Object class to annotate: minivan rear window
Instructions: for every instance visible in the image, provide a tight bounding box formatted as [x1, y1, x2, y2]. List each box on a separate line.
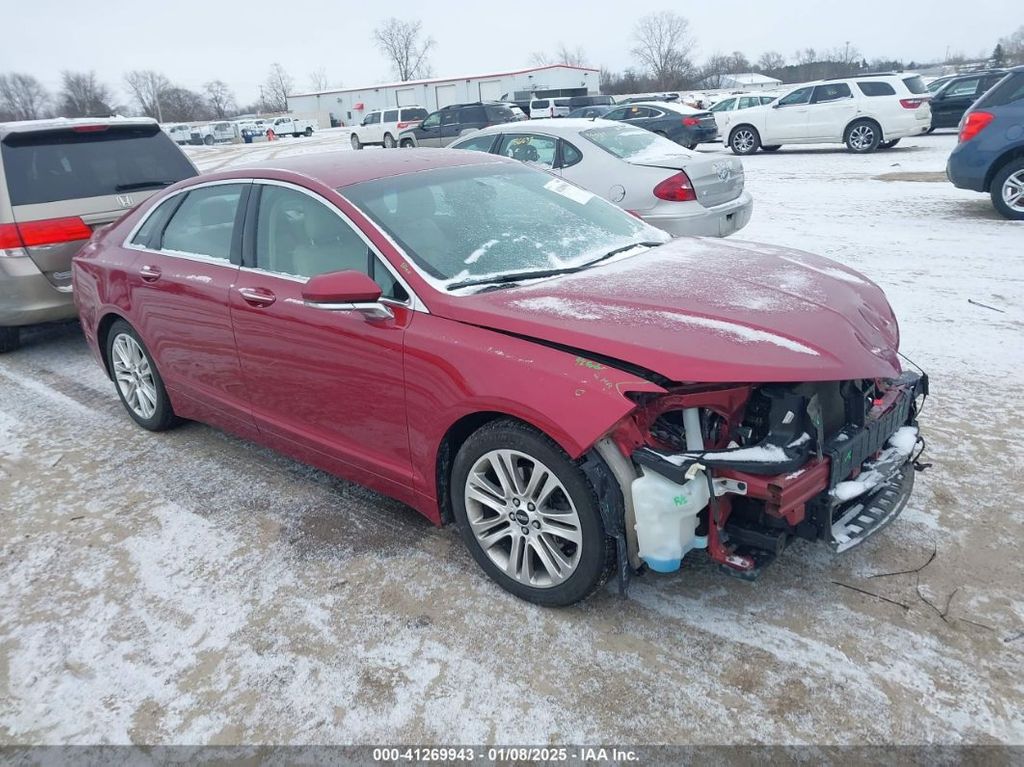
[1, 125, 196, 207]
[857, 81, 896, 97]
[902, 76, 927, 95]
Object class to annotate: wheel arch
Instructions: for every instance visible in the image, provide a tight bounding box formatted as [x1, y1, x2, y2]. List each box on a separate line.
[983, 144, 1024, 192]
[844, 115, 883, 141]
[96, 310, 133, 380]
[729, 123, 759, 142]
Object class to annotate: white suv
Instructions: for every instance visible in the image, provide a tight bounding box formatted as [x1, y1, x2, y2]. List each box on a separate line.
[724, 74, 932, 155]
[350, 106, 429, 149]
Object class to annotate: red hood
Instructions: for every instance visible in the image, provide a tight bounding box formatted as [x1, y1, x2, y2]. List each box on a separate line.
[427, 238, 902, 383]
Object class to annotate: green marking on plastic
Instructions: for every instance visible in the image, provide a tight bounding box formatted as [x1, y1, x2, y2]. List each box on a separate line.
[574, 356, 605, 370]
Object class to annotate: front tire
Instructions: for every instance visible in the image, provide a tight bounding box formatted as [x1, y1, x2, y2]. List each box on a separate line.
[400, 138, 415, 148]
[846, 119, 881, 153]
[451, 420, 615, 606]
[203, 135, 214, 146]
[106, 320, 178, 431]
[991, 159, 1024, 221]
[729, 126, 760, 155]
[350, 134, 362, 150]
[304, 127, 313, 137]
[0, 326, 20, 353]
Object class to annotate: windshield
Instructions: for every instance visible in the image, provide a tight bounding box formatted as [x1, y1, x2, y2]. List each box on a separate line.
[581, 124, 689, 161]
[342, 163, 666, 288]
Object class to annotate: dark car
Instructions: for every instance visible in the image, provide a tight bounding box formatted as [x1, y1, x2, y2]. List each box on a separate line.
[567, 104, 616, 119]
[567, 95, 614, 110]
[398, 102, 516, 148]
[929, 70, 1008, 131]
[602, 101, 718, 149]
[947, 66, 1024, 220]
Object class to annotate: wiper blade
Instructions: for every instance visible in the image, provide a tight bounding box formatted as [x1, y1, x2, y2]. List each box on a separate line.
[446, 241, 661, 292]
[114, 180, 176, 191]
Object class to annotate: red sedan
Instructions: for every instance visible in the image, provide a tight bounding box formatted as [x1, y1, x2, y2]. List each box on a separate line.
[73, 149, 927, 606]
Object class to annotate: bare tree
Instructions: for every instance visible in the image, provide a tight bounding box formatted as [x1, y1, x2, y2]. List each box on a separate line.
[308, 67, 331, 92]
[264, 63, 294, 112]
[0, 73, 49, 120]
[57, 71, 113, 117]
[161, 87, 212, 122]
[203, 79, 235, 118]
[373, 18, 435, 81]
[699, 52, 732, 88]
[757, 51, 786, 73]
[631, 11, 696, 90]
[530, 43, 588, 68]
[124, 70, 171, 121]
[795, 48, 818, 66]
[999, 25, 1024, 65]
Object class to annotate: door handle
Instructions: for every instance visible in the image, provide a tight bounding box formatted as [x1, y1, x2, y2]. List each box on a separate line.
[237, 286, 276, 307]
[139, 264, 161, 282]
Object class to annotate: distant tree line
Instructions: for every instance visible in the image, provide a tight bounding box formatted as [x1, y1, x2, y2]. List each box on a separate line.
[3, 18, 1022, 123]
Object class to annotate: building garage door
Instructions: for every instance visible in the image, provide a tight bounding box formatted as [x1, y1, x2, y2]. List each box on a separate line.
[395, 87, 416, 106]
[435, 84, 457, 109]
[478, 80, 502, 102]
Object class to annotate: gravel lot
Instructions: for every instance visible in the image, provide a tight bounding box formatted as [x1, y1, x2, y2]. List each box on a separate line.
[1, 130, 1022, 746]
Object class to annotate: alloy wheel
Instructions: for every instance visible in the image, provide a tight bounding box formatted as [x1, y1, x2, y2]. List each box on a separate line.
[463, 449, 583, 588]
[732, 129, 755, 153]
[848, 124, 875, 151]
[111, 334, 158, 420]
[1002, 170, 1024, 213]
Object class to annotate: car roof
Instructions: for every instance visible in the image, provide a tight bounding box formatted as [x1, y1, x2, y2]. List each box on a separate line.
[0, 116, 159, 139]
[620, 101, 703, 114]
[210, 147, 511, 188]
[465, 118, 623, 137]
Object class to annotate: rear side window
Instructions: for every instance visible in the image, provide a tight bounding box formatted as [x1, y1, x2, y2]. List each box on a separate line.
[561, 140, 583, 167]
[554, 99, 571, 107]
[160, 184, 245, 261]
[485, 105, 514, 121]
[459, 106, 487, 124]
[975, 73, 1024, 108]
[131, 196, 181, 247]
[902, 76, 927, 95]
[812, 83, 852, 103]
[0, 126, 196, 207]
[452, 134, 499, 153]
[402, 108, 428, 121]
[857, 81, 896, 97]
[532, 100, 550, 108]
[383, 110, 399, 122]
[944, 78, 981, 98]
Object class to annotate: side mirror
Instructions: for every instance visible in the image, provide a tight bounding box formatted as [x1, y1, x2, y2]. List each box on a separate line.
[302, 270, 392, 320]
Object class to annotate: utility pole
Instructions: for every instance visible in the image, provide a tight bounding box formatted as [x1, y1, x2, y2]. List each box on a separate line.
[258, 85, 265, 116]
[151, 72, 163, 123]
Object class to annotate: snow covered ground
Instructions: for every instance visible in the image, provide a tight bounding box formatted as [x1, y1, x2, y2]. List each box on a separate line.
[1, 129, 1022, 746]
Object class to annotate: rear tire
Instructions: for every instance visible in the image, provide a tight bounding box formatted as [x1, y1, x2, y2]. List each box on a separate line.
[383, 133, 396, 148]
[203, 135, 214, 146]
[0, 326, 20, 353]
[926, 127, 936, 135]
[304, 127, 313, 137]
[451, 419, 616, 606]
[761, 145, 782, 152]
[845, 119, 881, 153]
[991, 159, 1024, 221]
[350, 134, 362, 150]
[105, 320, 178, 432]
[879, 139, 901, 150]
[729, 126, 760, 155]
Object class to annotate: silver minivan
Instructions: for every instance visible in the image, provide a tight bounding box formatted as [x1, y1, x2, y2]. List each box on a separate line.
[0, 117, 197, 351]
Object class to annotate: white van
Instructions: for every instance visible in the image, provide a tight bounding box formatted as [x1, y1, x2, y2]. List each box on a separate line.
[529, 98, 571, 119]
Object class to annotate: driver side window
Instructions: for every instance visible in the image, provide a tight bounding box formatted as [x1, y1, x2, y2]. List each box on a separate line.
[778, 87, 813, 106]
[421, 112, 440, 129]
[254, 185, 409, 302]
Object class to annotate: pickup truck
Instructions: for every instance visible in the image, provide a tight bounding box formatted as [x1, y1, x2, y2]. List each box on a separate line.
[269, 115, 318, 137]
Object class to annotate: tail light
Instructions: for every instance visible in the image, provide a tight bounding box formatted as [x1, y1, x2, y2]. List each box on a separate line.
[653, 172, 697, 202]
[899, 98, 926, 109]
[396, 120, 421, 129]
[71, 125, 110, 133]
[682, 116, 700, 127]
[959, 111, 994, 143]
[0, 217, 93, 254]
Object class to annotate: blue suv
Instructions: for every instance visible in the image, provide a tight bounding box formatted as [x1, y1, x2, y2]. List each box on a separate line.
[947, 66, 1024, 220]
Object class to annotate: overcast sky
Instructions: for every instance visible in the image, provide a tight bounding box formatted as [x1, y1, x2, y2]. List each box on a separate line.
[2, 0, 1016, 107]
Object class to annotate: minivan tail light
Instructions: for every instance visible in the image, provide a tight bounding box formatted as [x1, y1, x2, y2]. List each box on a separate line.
[959, 111, 994, 143]
[5, 217, 93, 248]
[682, 116, 700, 126]
[0, 223, 25, 251]
[653, 171, 697, 202]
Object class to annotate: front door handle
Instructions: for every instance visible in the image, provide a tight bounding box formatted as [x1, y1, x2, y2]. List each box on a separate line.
[139, 264, 161, 282]
[237, 286, 276, 307]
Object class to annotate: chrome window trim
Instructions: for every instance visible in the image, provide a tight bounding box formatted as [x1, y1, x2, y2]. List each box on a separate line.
[248, 179, 427, 313]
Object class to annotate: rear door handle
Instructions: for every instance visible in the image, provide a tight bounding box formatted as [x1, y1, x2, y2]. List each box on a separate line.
[139, 265, 161, 282]
[237, 286, 276, 307]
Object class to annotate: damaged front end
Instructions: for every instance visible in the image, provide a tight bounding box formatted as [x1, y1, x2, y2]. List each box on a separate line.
[607, 370, 929, 580]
